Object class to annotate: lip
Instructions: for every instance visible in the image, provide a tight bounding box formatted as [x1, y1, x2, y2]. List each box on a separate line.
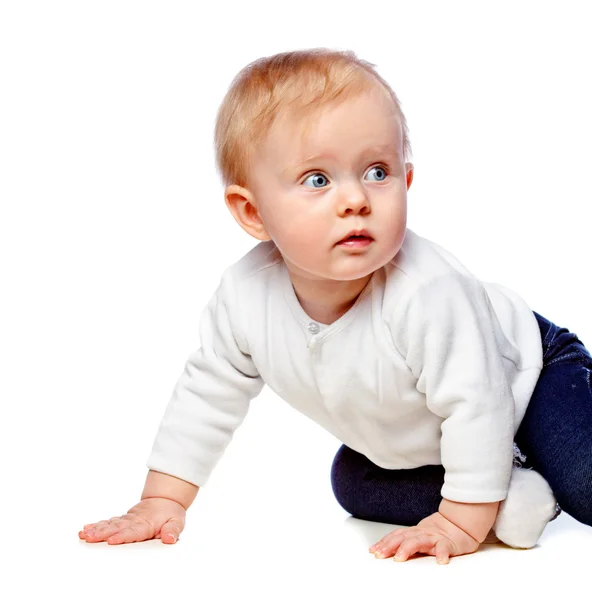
[336, 228, 373, 245]
[337, 238, 373, 249]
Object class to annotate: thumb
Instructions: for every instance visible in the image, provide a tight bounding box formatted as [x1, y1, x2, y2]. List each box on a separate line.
[160, 517, 184, 544]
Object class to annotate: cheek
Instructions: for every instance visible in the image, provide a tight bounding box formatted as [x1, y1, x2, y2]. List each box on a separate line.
[276, 213, 326, 256]
[263, 189, 329, 251]
[285, 217, 318, 246]
[390, 199, 407, 221]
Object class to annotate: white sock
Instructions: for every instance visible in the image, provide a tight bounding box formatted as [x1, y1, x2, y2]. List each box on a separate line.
[492, 467, 558, 549]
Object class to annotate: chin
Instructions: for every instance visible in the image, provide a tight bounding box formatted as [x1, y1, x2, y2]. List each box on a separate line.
[330, 264, 380, 282]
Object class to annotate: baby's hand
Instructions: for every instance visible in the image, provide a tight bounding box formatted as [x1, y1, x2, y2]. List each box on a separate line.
[368, 511, 480, 564]
[79, 497, 186, 545]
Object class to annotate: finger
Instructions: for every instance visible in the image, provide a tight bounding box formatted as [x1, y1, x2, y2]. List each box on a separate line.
[81, 519, 111, 534]
[369, 526, 407, 550]
[81, 526, 119, 543]
[81, 517, 122, 537]
[370, 527, 408, 556]
[435, 539, 453, 565]
[393, 534, 434, 562]
[81, 520, 124, 543]
[373, 532, 407, 558]
[107, 520, 155, 545]
[160, 517, 184, 544]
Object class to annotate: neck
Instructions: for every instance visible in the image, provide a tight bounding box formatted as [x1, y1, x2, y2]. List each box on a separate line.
[289, 272, 373, 325]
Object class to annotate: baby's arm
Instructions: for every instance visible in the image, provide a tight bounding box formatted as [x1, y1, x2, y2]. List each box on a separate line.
[391, 273, 516, 502]
[81, 273, 263, 545]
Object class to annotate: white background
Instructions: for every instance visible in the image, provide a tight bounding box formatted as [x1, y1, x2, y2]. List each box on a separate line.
[1, 1, 591, 598]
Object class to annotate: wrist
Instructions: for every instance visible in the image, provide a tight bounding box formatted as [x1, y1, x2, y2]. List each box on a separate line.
[141, 470, 199, 511]
[418, 511, 481, 555]
[438, 498, 500, 544]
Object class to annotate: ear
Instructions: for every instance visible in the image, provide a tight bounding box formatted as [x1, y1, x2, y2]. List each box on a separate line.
[405, 163, 414, 190]
[224, 184, 272, 241]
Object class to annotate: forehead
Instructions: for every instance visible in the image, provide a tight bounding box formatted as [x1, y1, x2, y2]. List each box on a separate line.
[261, 87, 402, 165]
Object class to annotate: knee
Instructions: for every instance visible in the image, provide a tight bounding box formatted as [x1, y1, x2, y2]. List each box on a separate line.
[330, 445, 369, 516]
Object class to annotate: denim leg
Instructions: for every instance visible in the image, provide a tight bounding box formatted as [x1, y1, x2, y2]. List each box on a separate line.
[330, 444, 444, 526]
[514, 311, 592, 527]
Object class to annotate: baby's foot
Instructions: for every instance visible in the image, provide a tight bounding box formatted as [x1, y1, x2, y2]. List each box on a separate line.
[492, 467, 558, 548]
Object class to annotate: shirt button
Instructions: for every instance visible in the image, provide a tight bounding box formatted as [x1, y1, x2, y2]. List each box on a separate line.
[307, 322, 320, 334]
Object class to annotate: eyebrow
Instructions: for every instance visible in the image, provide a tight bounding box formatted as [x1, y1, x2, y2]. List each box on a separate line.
[284, 144, 400, 175]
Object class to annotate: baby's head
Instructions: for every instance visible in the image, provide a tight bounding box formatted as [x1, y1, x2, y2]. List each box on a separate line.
[214, 48, 414, 285]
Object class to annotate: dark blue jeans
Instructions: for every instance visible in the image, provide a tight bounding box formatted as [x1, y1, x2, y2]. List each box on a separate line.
[330, 311, 592, 528]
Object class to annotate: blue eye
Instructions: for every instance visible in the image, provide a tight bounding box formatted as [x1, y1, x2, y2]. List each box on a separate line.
[366, 166, 388, 181]
[302, 166, 389, 188]
[303, 173, 329, 188]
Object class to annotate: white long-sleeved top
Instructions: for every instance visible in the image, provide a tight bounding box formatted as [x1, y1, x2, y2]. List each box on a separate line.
[146, 228, 543, 503]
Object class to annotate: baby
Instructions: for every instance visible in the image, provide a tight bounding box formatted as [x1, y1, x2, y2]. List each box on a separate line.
[79, 48, 592, 564]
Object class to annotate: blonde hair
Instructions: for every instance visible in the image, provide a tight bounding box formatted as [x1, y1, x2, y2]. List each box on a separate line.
[214, 48, 412, 189]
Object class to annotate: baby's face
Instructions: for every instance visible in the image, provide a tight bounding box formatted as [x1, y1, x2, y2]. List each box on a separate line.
[242, 85, 412, 285]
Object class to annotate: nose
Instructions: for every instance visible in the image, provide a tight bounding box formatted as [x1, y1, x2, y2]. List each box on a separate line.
[339, 180, 370, 215]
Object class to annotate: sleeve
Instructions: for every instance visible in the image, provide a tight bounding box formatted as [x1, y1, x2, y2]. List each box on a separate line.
[390, 273, 515, 503]
[145, 274, 265, 488]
